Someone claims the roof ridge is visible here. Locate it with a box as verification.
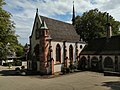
[39,15,72,25]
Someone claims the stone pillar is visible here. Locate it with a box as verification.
[88,56,90,70]
[115,56,118,72]
[46,36,53,75]
[63,41,67,67]
[49,46,54,75]
[39,21,49,74]
[65,57,68,68]
[51,58,54,75]
[39,35,49,74]
[75,42,78,68]
[99,56,103,72]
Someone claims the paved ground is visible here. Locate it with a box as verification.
[0,66,120,90]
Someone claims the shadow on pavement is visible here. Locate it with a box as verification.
[102,81,120,90]
[0,70,16,76]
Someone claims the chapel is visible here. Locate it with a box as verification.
[28,4,86,74]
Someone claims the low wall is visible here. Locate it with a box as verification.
[54,64,62,72]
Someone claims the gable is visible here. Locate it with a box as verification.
[30,14,42,54]
[30,14,42,38]
[30,14,81,53]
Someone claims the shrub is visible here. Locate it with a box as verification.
[61,66,70,74]
[9,63,12,67]
[15,67,20,71]
[15,60,22,66]
[3,62,13,66]
[3,63,8,66]
[69,64,76,70]
[21,66,25,69]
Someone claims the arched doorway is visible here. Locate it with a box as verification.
[56,44,61,63]
[34,44,39,61]
[78,56,87,70]
[69,45,73,64]
[104,57,113,71]
[91,57,99,71]
[32,62,37,71]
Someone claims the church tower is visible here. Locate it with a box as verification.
[72,1,75,25]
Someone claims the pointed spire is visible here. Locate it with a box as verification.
[40,20,48,30]
[72,1,75,25]
[36,8,42,24]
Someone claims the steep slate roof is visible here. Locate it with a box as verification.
[81,35,120,55]
[40,15,80,42]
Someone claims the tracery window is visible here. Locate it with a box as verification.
[56,44,61,63]
[69,45,73,62]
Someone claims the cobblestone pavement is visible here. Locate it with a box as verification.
[0,66,120,90]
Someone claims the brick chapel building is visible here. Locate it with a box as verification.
[28,5,86,74]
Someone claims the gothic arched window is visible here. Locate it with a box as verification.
[69,45,73,62]
[56,44,61,63]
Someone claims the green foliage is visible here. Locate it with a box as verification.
[69,64,76,70]
[0,0,24,60]
[61,66,70,74]
[0,42,7,60]
[75,8,120,42]
[0,0,5,7]
[15,44,24,57]
[14,60,22,66]
[2,60,22,66]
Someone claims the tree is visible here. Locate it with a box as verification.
[75,9,120,42]
[0,0,23,60]
[15,44,24,57]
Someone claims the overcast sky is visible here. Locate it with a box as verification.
[3,0,120,45]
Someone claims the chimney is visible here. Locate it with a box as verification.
[106,13,112,38]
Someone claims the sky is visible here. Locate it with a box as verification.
[3,0,120,45]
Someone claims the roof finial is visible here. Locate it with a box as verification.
[36,8,38,14]
[107,13,109,23]
[72,1,75,25]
